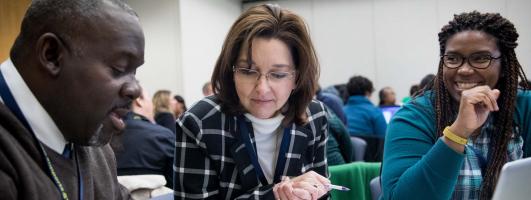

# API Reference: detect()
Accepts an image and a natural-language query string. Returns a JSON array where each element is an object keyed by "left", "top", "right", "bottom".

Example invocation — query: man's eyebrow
[{"left": 107, "top": 53, "right": 143, "bottom": 70}]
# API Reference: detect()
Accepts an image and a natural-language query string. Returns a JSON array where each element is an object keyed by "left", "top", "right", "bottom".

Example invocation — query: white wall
[
  {"left": 128, "top": 0, "right": 530, "bottom": 105},
  {"left": 127, "top": 0, "right": 240, "bottom": 105},
  {"left": 245, "top": 0, "right": 531, "bottom": 103},
  {"left": 179, "top": 0, "right": 241, "bottom": 105},
  {"left": 127, "top": 0, "right": 182, "bottom": 98}
]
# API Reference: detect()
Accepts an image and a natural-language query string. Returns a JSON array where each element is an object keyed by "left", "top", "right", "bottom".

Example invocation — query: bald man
[{"left": 0, "top": 0, "right": 145, "bottom": 199}]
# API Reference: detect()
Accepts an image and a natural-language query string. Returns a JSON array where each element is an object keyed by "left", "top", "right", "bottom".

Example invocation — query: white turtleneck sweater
[{"left": 244, "top": 113, "right": 284, "bottom": 184}]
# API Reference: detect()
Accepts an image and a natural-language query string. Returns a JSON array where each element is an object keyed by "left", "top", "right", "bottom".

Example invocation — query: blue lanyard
[
  {"left": 238, "top": 116, "right": 291, "bottom": 185},
  {"left": 0, "top": 68, "right": 83, "bottom": 200}
]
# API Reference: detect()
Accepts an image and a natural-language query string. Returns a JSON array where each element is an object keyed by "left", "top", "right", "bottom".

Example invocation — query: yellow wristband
[{"left": 443, "top": 126, "right": 468, "bottom": 145}]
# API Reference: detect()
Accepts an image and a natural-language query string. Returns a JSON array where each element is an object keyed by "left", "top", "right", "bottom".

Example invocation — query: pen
[
  {"left": 324, "top": 184, "right": 350, "bottom": 191},
  {"left": 281, "top": 176, "right": 350, "bottom": 192}
]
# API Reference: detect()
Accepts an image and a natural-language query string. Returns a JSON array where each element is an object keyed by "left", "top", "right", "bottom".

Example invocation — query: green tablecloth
[{"left": 329, "top": 162, "right": 381, "bottom": 200}]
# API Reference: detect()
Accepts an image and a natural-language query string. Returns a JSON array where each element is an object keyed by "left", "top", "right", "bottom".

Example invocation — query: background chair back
[
  {"left": 350, "top": 136, "right": 367, "bottom": 161},
  {"left": 370, "top": 176, "right": 382, "bottom": 200}
]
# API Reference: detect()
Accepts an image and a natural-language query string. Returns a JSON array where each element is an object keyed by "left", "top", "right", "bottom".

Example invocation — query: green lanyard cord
[{"left": 39, "top": 143, "right": 70, "bottom": 200}]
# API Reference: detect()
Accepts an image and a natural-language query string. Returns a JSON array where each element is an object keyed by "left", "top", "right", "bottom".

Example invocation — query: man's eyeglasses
[
  {"left": 442, "top": 53, "right": 501, "bottom": 69},
  {"left": 232, "top": 66, "right": 296, "bottom": 84}
]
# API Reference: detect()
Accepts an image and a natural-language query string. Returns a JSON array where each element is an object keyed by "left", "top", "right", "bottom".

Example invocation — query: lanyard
[
  {"left": 0, "top": 68, "right": 83, "bottom": 200},
  {"left": 238, "top": 115, "right": 291, "bottom": 185}
]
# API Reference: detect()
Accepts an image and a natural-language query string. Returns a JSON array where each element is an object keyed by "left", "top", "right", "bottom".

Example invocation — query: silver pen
[
  {"left": 324, "top": 184, "right": 350, "bottom": 191},
  {"left": 281, "top": 176, "right": 350, "bottom": 192}
]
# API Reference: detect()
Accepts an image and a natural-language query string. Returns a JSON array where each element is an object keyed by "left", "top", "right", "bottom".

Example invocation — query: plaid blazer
[{"left": 173, "top": 96, "right": 329, "bottom": 199}]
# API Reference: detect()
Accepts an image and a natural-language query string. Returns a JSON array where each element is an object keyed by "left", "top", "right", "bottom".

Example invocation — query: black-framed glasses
[
  {"left": 232, "top": 66, "right": 296, "bottom": 84},
  {"left": 442, "top": 53, "right": 501, "bottom": 69}
]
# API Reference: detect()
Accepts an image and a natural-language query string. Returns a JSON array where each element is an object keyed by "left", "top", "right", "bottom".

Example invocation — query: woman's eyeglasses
[
  {"left": 233, "top": 66, "right": 296, "bottom": 84},
  {"left": 442, "top": 53, "right": 501, "bottom": 69}
]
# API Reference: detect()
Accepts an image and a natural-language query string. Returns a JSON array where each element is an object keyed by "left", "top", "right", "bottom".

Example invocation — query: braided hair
[{"left": 428, "top": 11, "right": 528, "bottom": 199}]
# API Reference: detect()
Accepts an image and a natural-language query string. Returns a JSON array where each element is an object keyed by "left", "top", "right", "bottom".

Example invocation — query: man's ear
[
  {"left": 36, "top": 33, "right": 66, "bottom": 76},
  {"left": 134, "top": 98, "right": 143, "bottom": 107}
]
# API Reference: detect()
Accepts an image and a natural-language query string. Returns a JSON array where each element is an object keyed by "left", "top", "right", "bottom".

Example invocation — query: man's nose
[{"left": 121, "top": 79, "right": 141, "bottom": 100}]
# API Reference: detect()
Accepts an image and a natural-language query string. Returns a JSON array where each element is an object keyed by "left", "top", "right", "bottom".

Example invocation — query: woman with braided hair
[{"left": 381, "top": 11, "right": 530, "bottom": 200}]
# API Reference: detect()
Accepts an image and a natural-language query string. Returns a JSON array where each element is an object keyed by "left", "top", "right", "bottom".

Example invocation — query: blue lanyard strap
[
  {"left": 237, "top": 116, "right": 291, "bottom": 185},
  {"left": 76, "top": 146, "right": 84, "bottom": 200},
  {"left": 0, "top": 68, "right": 83, "bottom": 200},
  {"left": 274, "top": 127, "right": 291, "bottom": 183},
  {"left": 0, "top": 67, "right": 33, "bottom": 132}
]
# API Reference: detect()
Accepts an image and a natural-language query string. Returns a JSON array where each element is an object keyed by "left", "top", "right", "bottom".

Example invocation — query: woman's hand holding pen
[{"left": 273, "top": 171, "right": 330, "bottom": 200}]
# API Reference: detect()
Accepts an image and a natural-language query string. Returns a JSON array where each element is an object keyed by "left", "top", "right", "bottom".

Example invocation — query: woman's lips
[
  {"left": 251, "top": 99, "right": 273, "bottom": 104},
  {"left": 454, "top": 81, "right": 483, "bottom": 91}
]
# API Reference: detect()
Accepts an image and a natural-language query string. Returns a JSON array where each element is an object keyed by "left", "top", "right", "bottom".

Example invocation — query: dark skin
[
  {"left": 12, "top": 3, "right": 145, "bottom": 146},
  {"left": 441, "top": 31, "right": 501, "bottom": 152}
]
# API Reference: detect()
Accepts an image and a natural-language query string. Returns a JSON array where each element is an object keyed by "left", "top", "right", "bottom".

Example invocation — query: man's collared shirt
[{"left": 0, "top": 59, "right": 67, "bottom": 154}]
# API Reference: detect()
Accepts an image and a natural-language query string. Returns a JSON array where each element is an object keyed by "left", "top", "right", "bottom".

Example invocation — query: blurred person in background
[
  {"left": 152, "top": 90, "right": 177, "bottom": 133},
  {"left": 419, "top": 73, "right": 436, "bottom": 90},
  {"left": 343, "top": 75, "right": 387, "bottom": 138},
  {"left": 115, "top": 85, "right": 175, "bottom": 188},
  {"left": 202, "top": 81, "right": 214, "bottom": 96},
  {"left": 401, "top": 84, "right": 420, "bottom": 104},
  {"left": 173, "top": 94, "right": 187, "bottom": 118},
  {"left": 315, "top": 86, "right": 352, "bottom": 165},
  {"left": 378, "top": 86, "right": 398, "bottom": 107},
  {"left": 316, "top": 85, "right": 347, "bottom": 125}
]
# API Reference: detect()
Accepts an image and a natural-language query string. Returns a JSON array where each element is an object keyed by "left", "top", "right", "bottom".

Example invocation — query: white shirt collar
[
  {"left": 244, "top": 113, "right": 284, "bottom": 134},
  {"left": 0, "top": 59, "right": 67, "bottom": 154}
]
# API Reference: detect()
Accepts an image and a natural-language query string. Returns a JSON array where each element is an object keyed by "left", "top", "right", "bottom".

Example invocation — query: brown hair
[
  {"left": 211, "top": 4, "right": 319, "bottom": 126},
  {"left": 152, "top": 90, "right": 173, "bottom": 115}
]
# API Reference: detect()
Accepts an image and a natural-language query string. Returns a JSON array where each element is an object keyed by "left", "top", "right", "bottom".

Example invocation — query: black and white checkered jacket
[{"left": 173, "top": 96, "right": 329, "bottom": 199}]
